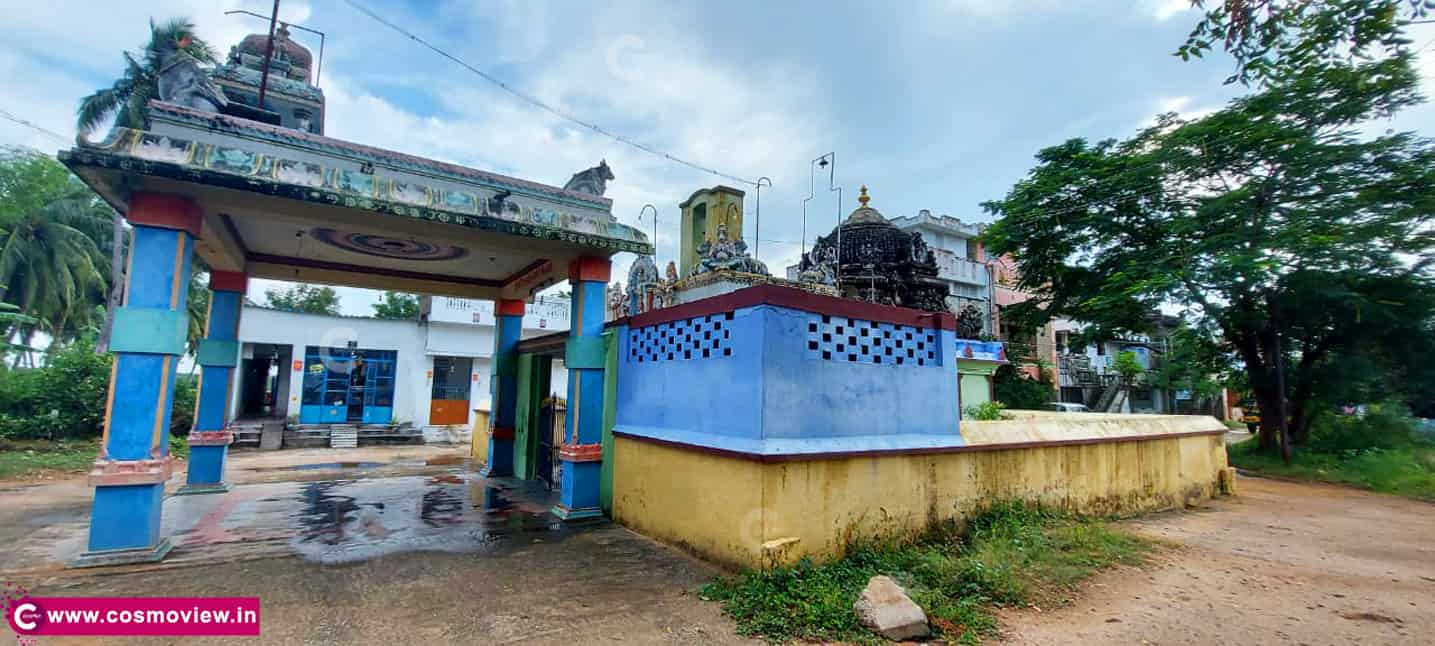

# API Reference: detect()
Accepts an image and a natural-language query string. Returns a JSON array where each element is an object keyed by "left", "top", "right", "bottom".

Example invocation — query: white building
[
  {"left": 889, "top": 210, "right": 994, "bottom": 335},
  {"left": 229, "top": 295, "right": 570, "bottom": 436},
  {"left": 1053, "top": 318, "right": 1170, "bottom": 413}
]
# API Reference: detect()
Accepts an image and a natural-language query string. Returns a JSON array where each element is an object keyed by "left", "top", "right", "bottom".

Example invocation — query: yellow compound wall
[{"left": 612, "top": 414, "right": 1229, "bottom": 570}]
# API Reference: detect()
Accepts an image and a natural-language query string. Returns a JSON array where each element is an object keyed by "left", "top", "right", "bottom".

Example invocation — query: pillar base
[
  {"left": 184, "top": 442, "right": 230, "bottom": 493},
  {"left": 477, "top": 464, "right": 512, "bottom": 478},
  {"left": 558, "top": 459, "right": 602, "bottom": 516},
  {"left": 70, "top": 537, "right": 173, "bottom": 569},
  {"left": 550, "top": 504, "right": 604, "bottom": 521},
  {"left": 174, "top": 481, "right": 232, "bottom": 496},
  {"left": 481, "top": 436, "right": 514, "bottom": 477}
]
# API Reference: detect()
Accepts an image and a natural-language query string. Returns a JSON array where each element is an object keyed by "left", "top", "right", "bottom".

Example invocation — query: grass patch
[
  {"left": 0, "top": 439, "right": 99, "bottom": 480},
  {"left": 701, "top": 502, "right": 1155, "bottom": 644},
  {"left": 1229, "top": 441, "right": 1435, "bottom": 501}
]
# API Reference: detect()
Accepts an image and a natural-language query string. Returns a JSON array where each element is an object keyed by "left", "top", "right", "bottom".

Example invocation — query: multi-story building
[
  {"left": 986, "top": 254, "right": 1059, "bottom": 382},
  {"left": 1053, "top": 316, "right": 1177, "bottom": 413},
  {"left": 889, "top": 210, "right": 994, "bottom": 336}
]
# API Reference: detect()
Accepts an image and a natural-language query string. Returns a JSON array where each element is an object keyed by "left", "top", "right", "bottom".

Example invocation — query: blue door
[{"left": 361, "top": 351, "right": 396, "bottom": 424}]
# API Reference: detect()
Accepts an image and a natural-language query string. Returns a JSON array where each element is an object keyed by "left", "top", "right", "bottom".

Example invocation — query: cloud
[
  {"left": 0, "top": 0, "right": 828, "bottom": 309},
  {"left": 1146, "top": 0, "right": 1196, "bottom": 23},
  {"left": 1145, "top": 94, "right": 1220, "bottom": 126},
  {"left": 939, "top": 0, "right": 1066, "bottom": 19}
]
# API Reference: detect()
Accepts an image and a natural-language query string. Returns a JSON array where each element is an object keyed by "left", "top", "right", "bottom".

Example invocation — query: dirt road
[{"left": 1000, "top": 476, "right": 1435, "bottom": 645}]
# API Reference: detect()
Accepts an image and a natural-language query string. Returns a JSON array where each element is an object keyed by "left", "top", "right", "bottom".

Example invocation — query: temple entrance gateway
[{"left": 60, "top": 29, "right": 648, "bottom": 565}]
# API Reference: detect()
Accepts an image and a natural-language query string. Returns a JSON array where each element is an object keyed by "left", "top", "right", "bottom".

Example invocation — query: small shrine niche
[{"left": 679, "top": 186, "right": 746, "bottom": 278}]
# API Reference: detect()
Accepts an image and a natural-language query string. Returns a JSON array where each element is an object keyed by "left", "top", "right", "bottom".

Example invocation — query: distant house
[
  {"left": 230, "top": 295, "right": 571, "bottom": 437},
  {"left": 1053, "top": 315, "right": 1180, "bottom": 414}
]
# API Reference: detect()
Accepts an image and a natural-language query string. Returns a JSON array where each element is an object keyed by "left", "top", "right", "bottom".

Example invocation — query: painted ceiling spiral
[{"left": 310, "top": 227, "right": 468, "bottom": 261}]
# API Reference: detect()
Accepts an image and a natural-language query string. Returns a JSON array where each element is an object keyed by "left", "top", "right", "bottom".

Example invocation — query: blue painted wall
[
  {"left": 762, "top": 307, "right": 959, "bottom": 441},
  {"left": 615, "top": 306, "right": 765, "bottom": 447},
  {"left": 615, "top": 301, "right": 962, "bottom": 456}
]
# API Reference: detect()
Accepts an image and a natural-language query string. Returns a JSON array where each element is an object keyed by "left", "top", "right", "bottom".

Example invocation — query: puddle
[
  {"left": 260, "top": 461, "right": 386, "bottom": 472},
  {"left": 275, "top": 474, "right": 590, "bottom": 564}
]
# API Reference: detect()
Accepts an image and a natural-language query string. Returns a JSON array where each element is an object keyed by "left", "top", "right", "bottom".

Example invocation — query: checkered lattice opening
[
  {"left": 805, "top": 314, "right": 939, "bottom": 367},
  {"left": 629, "top": 312, "right": 734, "bottom": 363}
]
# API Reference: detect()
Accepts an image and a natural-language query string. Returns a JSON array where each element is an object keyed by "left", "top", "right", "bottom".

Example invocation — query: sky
[{"left": 3, "top": 0, "right": 1434, "bottom": 316}]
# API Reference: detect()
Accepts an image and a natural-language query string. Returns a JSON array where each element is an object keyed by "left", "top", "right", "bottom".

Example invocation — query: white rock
[{"left": 853, "top": 575, "right": 929, "bottom": 641}]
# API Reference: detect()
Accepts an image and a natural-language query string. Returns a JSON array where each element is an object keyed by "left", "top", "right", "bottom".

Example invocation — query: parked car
[{"left": 1047, "top": 402, "right": 1090, "bottom": 413}]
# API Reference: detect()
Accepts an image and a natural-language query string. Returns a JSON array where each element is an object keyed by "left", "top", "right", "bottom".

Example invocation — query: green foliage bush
[
  {"left": 1306, "top": 402, "right": 1425, "bottom": 456},
  {"left": 702, "top": 502, "right": 1151, "bottom": 644},
  {"left": 0, "top": 342, "right": 201, "bottom": 443},
  {"left": 963, "top": 400, "right": 1007, "bottom": 421},
  {"left": 1112, "top": 351, "right": 1144, "bottom": 383},
  {"left": 992, "top": 364, "right": 1053, "bottom": 410},
  {"left": 0, "top": 341, "right": 111, "bottom": 441},
  {"left": 170, "top": 375, "right": 196, "bottom": 436}
]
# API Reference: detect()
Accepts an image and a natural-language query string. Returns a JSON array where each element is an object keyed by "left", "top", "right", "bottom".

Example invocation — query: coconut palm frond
[
  {"left": 147, "top": 17, "right": 218, "bottom": 64},
  {"left": 76, "top": 87, "right": 124, "bottom": 137}
]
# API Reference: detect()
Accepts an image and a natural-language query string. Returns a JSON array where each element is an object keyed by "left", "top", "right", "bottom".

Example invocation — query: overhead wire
[
  {"left": 0, "top": 108, "right": 69, "bottom": 143},
  {"left": 341, "top": 0, "right": 759, "bottom": 187}
]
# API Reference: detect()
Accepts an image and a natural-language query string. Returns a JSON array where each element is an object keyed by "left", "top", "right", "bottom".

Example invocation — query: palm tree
[
  {"left": 75, "top": 17, "right": 218, "bottom": 137},
  {"left": 0, "top": 300, "right": 39, "bottom": 366},
  {"left": 185, "top": 269, "right": 211, "bottom": 361},
  {"left": 76, "top": 17, "right": 214, "bottom": 352},
  {"left": 0, "top": 186, "right": 112, "bottom": 363}
]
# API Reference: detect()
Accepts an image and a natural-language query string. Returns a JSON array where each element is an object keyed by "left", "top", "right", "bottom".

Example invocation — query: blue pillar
[
  {"left": 480, "top": 298, "right": 524, "bottom": 477},
  {"left": 177, "top": 271, "right": 246, "bottom": 495},
  {"left": 74, "top": 193, "right": 198, "bottom": 567},
  {"left": 554, "top": 257, "right": 610, "bottom": 520}
]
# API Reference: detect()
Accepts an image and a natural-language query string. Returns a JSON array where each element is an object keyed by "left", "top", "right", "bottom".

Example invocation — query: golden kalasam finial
[{"left": 858, "top": 185, "right": 870, "bottom": 208}]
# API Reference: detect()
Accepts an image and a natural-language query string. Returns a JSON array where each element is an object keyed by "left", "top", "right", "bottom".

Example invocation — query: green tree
[
  {"left": 185, "top": 271, "right": 210, "bottom": 359},
  {"left": 982, "top": 56, "right": 1435, "bottom": 456},
  {"left": 1178, "top": 0, "right": 1430, "bottom": 85},
  {"left": 0, "top": 148, "right": 114, "bottom": 357},
  {"left": 76, "top": 18, "right": 217, "bottom": 352},
  {"left": 1149, "top": 325, "right": 1234, "bottom": 403},
  {"left": 1112, "top": 351, "right": 1145, "bottom": 384},
  {"left": 993, "top": 363, "right": 1054, "bottom": 410},
  {"left": 75, "top": 17, "right": 218, "bottom": 137},
  {"left": 265, "top": 283, "right": 341, "bottom": 316},
  {"left": 371, "top": 291, "right": 420, "bottom": 320},
  {"left": 0, "top": 300, "right": 39, "bottom": 364}
]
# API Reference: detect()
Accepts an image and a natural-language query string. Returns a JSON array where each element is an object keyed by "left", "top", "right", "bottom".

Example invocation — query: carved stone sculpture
[
  {"left": 955, "top": 304, "right": 985, "bottom": 340},
  {"left": 563, "top": 160, "right": 615, "bottom": 197},
  {"left": 156, "top": 35, "right": 229, "bottom": 113},
  {"left": 692, "top": 223, "right": 769, "bottom": 276}
]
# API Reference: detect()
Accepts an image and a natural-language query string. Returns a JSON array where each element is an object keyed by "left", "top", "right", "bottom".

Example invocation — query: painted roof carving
[
  {"left": 63, "top": 102, "right": 652, "bottom": 255},
  {"left": 211, "top": 64, "right": 324, "bottom": 103},
  {"left": 149, "top": 102, "right": 612, "bottom": 208}
]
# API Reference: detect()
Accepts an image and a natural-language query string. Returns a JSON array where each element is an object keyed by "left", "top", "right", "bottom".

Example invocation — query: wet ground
[
  {"left": 2, "top": 446, "right": 750, "bottom": 644},
  {"left": 2, "top": 447, "right": 599, "bottom": 574}
]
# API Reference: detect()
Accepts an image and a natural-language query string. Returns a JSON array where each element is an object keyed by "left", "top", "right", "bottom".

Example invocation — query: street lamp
[
  {"left": 638, "top": 204, "right": 658, "bottom": 261},
  {"left": 804, "top": 153, "right": 841, "bottom": 288},
  {"left": 754, "top": 177, "right": 772, "bottom": 258}
]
